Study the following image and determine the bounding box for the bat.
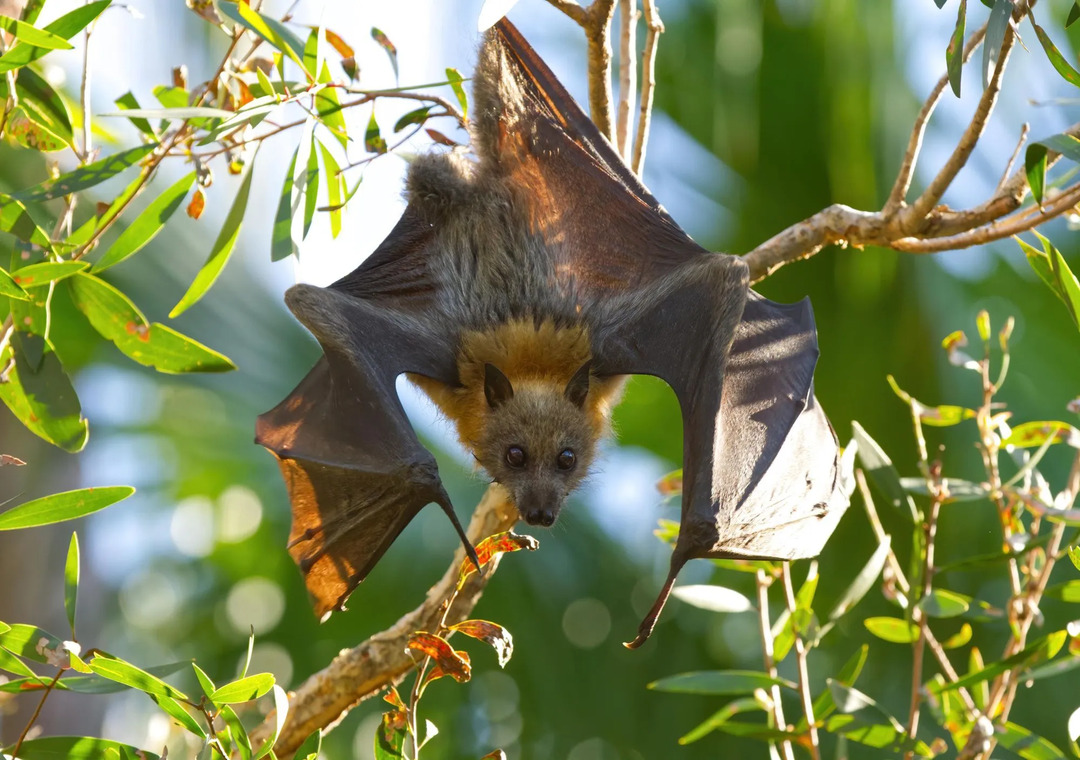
[256,19,848,647]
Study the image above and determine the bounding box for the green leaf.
[0,265,29,299]
[826,535,890,623]
[946,0,967,97]
[394,106,431,132]
[901,477,987,502]
[0,0,110,74]
[153,694,206,738]
[1044,579,1080,602]
[89,652,188,700]
[934,631,1068,693]
[998,721,1067,760]
[315,65,347,147]
[0,194,52,249]
[114,91,155,137]
[11,261,88,287]
[1069,544,1080,572]
[13,144,157,203]
[824,681,933,756]
[851,421,918,521]
[0,486,133,531]
[271,145,299,261]
[64,532,79,636]
[0,68,75,150]
[211,673,275,704]
[192,662,216,699]
[0,643,43,680]
[1004,421,1080,448]
[670,584,753,613]
[1021,650,1080,683]
[773,565,818,661]
[252,685,289,759]
[0,660,191,694]
[318,140,344,238]
[917,589,971,618]
[1026,144,1048,205]
[70,272,235,372]
[221,704,253,760]
[1031,18,1080,88]
[0,332,88,451]
[0,16,73,51]
[0,622,64,664]
[864,616,919,643]
[220,1,312,80]
[1018,234,1061,299]
[808,645,869,726]
[365,111,387,154]
[942,623,973,649]
[6,103,66,151]
[170,154,257,317]
[7,737,160,760]
[983,0,1014,89]
[303,133,318,238]
[1049,241,1080,332]
[375,710,408,760]
[648,670,795,695]
[1069,2,1080,27]
[679,697,763,744]
[93,172,196,271]
[293,730,322,760]
[446,67,468,118]
[371,27,398,80]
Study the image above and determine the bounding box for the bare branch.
[615,0,637,159]
[996,122,1029,193]
[631,0,663,174]
[755,570,795,760]
[781,563,820,759]
[545,0,589,26]
[585,0,619,140]
[248,487,517,758]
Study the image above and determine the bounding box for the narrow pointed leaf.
[0,334,88,452]
[1026,144,1047,205]
[1049,243,1080,331]
[371,27,398,80]
[64,532,79,635]
[827,535,890,622]
[0,487,132,531]
[303,136,319,238]
[851,421,918,521]
[293,730,322,760]
[13,144,157,202]
[394,106,431,132]
[70,273,235,372]
[0,16,74,50]
[0,623,64,664]
[8,737,160,760]
[679,697,763,744]
[407,632,471,683]
[933,631,1068,692]
[252,685,289,759]
[272,145,299,261]
[11,261,88,286]
[864,617,919,643]
[171,156,257,317]
[192,662,217,699]
[114,91,155,137]
[998,721,1066,760]
[318,141,343,238]
[314,65,347,147]
[221,704,253,760]
[210,673,275,704]
[917,588,971,618]
[0,194,52,248]
[94,172,196,271]
[220,1,311,79]
[983,0,1013,90]
[1032,19,1080,88]
[90,652,187,700]
[0,0,110,74]
[0,265,30,299]
[153,694,206,738]
[648,670,795,694]
[446,67,468,118]
[1069,2,1080,27]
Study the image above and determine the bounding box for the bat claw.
[436,491,482,575]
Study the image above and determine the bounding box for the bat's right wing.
[256,216,476,620]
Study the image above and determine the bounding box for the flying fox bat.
[256,19,848,648]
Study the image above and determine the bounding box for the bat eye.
[505,446,527,468]
[556,449,576,471]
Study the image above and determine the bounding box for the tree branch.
[615,0,637,159]
[248,486,517,758]
[631,0,662,174]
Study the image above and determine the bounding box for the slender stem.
[632,0,662,174]
[80,3,93,161]
[12,670,63,758]
[997,123,1029,194]
[756,570,795,760]
[615,0,636,159]
[782,564,820,760]
[585,0,618,140]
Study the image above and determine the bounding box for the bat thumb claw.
[436,492,482,576]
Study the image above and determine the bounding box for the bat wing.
[256,216,477,620]
[486,22,847,647]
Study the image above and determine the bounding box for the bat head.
[478,362,595,527]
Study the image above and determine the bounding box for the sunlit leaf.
[252,685,289,759]
[293,730,322,760]
[933,630,1068,692]
[192,662,216,699]
[983,0,1014,89]
[375,710,407,760]
[114,91,155,137]
[917,588,971,618]
[211,673,276,704]
[153,694,206,738]
[69,273,235,373]
[365,111,387,154]
[807,645,869,726]
[0,331,88,451]
[648,670,795,694]
[1003,421,1080,449]
[1069,545,1080,572]
[900,477,987,503]
[318,140,344,238]
[89,652,188,700]
[303,132,318,238]
[221,704,252,760]
[458,531,539,587]
[219,1,312,80]
[0,661,191,694]
[371,27,398,80]
[64,532,79,635]
[0,622,64,665]
[171,153,257,317]
[656,469,683,497]
[941,623,973,649]
[446,67,468,118]
[1031,18,1080,88]
[9,737,160,760]
[94,172,196,271]
[272,145,299,261]
[863,616,919,643]
[13,144,157,203]
[449,619,514,667]
[671,584,753,613]
[0,265,29,299]
[394,106,431,133]
[679,697,763,744]
[0,68,75,150]
[946,0,966,97]
[407,632,471,683]
[997,721,1067,760]
[0,486,132,531]
[0,194,52,249]
[825,681,934,756]
[1044,580,1080,602]
[0,0,110,74]
[773,563,818,662]
[315,64,347,148]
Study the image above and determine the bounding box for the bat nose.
[524,508,556,527]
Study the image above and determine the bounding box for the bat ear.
[484,363,514,409]
[564,361,591,408]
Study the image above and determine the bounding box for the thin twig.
[80,2,94,161]
[631,0,662,174]
[585,0,618,140]
[756,569,795,760]
[782,563,820,760]
[12,670,63,758]
[545,0,589,25]
[997,123,1029,193]
[615,0,636,159]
